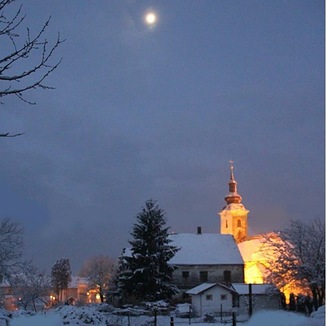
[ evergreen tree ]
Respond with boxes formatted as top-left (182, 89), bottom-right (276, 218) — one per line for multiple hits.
top-left (51, 258), bottom-right (71, 302)
top-left (118, 199), bottom-right (179, 302)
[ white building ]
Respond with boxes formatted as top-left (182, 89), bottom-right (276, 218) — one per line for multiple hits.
top-left (169, 230), bottom-right (244, 294)
top-left (186, 283), bottom-right (236, 317)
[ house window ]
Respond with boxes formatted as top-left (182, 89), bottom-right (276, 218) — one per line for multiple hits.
top-left (237, 219), bottom-right (241, 227)
top-left (221, 294), bottom-right (227, 300)
top-left (206, 294), bottom-right (213, 300)
top-left (224, 270), bottom-right (231, 284)
top-left (200, 271), bottom-right (208, 282)
top-left (182, 271), bottom-right (189, 279)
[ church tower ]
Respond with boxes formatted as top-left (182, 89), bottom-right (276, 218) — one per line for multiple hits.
top-left (218, 162), bottom-right (249, 243)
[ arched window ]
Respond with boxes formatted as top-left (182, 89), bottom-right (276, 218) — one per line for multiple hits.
top-left (237, 219), bottom-right (241, 227)
top-left (224, 270), bottom-right (231, 284)
top-left (226, 220), bottom-right (228, 228)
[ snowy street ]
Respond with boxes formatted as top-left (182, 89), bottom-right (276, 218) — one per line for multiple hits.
top-left (8, 307), bottom-right (325, 326)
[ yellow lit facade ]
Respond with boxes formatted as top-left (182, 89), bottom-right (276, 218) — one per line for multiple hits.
top-left (219, 162), bottom-right (249, 243)
top-left (219, 163), bottom-right (310, 302)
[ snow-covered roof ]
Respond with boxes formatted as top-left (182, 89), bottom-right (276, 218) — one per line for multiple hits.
top-left (186, 283), bottom-right (217, 295)
top-left (238, 237), bottom-right (266, 262)
top-left (220, 203), bottom-right (248, 211)
top-left (232, 283), bottom-right (276, 295)
top-left (186, 282), bottom-right (237, 295)
top-left (238, 233), bottom-right (279, 262)
top-left (69, 276), bottom-right (88, 288)
top-left (169, 233), bottom-right (244, 265)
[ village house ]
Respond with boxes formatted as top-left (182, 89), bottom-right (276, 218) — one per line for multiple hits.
top-left (169, 229), bottom-right (244, 297)
top-left (186, 282), bottom-right (237, 317)
top-left (186, 282), bottom-right (280, 317)
top-left (0, 276), bottom-right (101, 311)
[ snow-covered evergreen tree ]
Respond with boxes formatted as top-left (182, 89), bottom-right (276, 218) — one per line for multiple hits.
top-left (118, 199), bottom-right (179, 302)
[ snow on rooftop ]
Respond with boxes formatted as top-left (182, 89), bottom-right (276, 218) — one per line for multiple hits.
top-left (169, 233), bottom-right (244, 265)
top-left (186, 283), bottom-right (217, 295)
top-left (221, 203), bottom-right (248, 211)
top-left (232, 283), bottom-right (275, 295)
top-left (238, 233), bottom-right (279, 262)
top-left (238, 237), bottom-right (265, 261)
top-left (69, 276), bottom-right (88, 288)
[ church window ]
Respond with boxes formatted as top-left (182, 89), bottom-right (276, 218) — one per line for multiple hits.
top-left (200, 271), bottom-right (208, 282)
top-left (224, 270), bottom-right (231, 284)
top-left (206, 294), bottom-right (213, 300)
top-left (237, 219), bottom-right (241, 227)
top-left (226, 220), bottom-right (228, 228)
top-left (182, 271), bottom-right (189, 279)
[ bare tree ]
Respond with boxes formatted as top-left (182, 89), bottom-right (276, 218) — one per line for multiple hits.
top-left (263, 218), bottom-right (325, 310)
top-left (0, 0), bottom-right (63, 137)
top-left (79, 255), bottom-right (115, 303)
top-left (0, 218), bottom-right (23, 280)
top-left (11, 263), bottom-right (51, 312)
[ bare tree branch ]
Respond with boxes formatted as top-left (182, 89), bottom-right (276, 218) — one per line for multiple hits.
top-left (0, 0), bottom-right (63, 136)
top-left (0, 131), bottom-right (24, 137)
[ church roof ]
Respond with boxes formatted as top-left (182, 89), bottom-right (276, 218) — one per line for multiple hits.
top-left (238, 232), bottom-right (278, 262)
top-left (168, 233), bottom-right (244, 265)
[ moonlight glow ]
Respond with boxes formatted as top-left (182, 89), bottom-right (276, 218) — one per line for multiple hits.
top-left (145, 12), bottom-right (157, 25)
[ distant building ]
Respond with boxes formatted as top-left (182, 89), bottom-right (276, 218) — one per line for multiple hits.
top-left (0, 276), bottom-right (100, 311)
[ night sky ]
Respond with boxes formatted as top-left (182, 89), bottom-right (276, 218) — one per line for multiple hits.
top-left (0, 0), bottom-right (324, 273)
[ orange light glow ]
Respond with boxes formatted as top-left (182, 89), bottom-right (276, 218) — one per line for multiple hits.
top-left (239, 234), bottom-right (310, 302)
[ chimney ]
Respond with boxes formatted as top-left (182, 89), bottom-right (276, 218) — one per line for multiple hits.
top-left (197, 226), bottom-right (202, 234)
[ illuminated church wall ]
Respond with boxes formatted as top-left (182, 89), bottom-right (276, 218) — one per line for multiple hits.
top-left (218, 163), bottom-right (249, 243)
top-left (218, 163), bottom-right (309, 301)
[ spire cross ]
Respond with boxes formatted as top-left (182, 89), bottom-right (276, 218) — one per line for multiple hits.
top-left (229, 160), bottom-right (234, 180)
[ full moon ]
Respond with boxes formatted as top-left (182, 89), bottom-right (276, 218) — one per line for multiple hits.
top-left (145, 12), bottom-right (157, 25)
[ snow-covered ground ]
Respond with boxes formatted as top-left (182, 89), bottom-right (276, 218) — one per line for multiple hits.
top-left (8, 305), bottom-right (325, 326)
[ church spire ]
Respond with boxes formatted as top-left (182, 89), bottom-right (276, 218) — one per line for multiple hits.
top-left (219, 161), bottom-right (249, 243)
top-left (225, 160), bottom-right (242, 205)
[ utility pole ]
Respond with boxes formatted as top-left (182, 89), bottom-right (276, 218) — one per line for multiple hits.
top-left (249, 283), bottom-right (253, 317)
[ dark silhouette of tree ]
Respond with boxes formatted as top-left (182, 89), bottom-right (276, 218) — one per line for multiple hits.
top-left (0, 0), bottom-right (63, 137)
top-left (0, 218), bottom-right (23, 280)
top-left (289, 293), bottom-right (296, 311)
top-left (118, 199), bottom-right (179, 302)
top-left (51, 258), bottom-right (71, 302)
top-left (11, 263), bottom-right (51, 312)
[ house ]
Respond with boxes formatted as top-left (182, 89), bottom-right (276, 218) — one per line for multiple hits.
top-left (169, 229), bottom-right (244, 296)
top-left (186, 282), bottom-right (280, 318)
top-left (52, 276), bottom-right (102, 305)
top-left (186, 283), bottom-right (237, 317)
top-left (231, 283), bottom-right (281, 314)
top-left (0, 276), bottom-right (100, 311)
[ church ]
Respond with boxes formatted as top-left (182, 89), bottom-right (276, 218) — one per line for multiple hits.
top-left (169, 163), bottom-right (252, 294)
top-left (169, 162), bottom-right (304, 301)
